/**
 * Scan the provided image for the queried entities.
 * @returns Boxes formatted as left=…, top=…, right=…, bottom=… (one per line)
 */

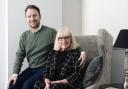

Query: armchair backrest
left=75, top=29, right=113, bottom=89
left=75, top=35, right=99, bottom=59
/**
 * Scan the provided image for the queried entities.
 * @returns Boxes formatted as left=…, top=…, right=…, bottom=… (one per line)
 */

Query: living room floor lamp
left=114, top=29, right=128, bottom=89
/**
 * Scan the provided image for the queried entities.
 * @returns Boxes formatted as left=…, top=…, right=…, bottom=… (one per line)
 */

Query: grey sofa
left=75, top=29, right=113, bottom=89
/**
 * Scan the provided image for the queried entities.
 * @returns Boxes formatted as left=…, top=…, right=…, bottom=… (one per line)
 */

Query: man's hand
left=78, top=51, right=87, bottom=66
left=8, top=74, right=18, bottom=88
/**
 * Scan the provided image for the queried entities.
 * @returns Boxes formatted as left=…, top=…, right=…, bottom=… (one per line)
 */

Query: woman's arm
left=66, top=59, right=81, bottom=87
left=43, top=60, right=50, bottom=79
left=43, top=51, right=54, bottom=79
left=51, top=79, right=69, bottom=84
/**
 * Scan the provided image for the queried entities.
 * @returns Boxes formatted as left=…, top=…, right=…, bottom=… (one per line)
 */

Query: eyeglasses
left=58, top=36, right=71, bottom=41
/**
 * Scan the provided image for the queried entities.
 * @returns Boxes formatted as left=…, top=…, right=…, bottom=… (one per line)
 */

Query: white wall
left=82, top=0, right=128, bottom=83
left=0, top=0, right=8, bottom=88
left=83, top=0, right=128, bottom=43
left=8, top=0, right=62, bottom=77
left=62, top=0, right=82, bottom=35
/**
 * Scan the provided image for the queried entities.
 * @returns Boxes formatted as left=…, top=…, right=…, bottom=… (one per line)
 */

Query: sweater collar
left=30, top=24, right=42, bottom=33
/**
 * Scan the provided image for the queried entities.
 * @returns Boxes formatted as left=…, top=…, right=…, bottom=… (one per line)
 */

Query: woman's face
left=58, top=36, right=71, bottom=51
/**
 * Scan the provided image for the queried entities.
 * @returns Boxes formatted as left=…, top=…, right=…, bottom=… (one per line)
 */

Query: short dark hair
left=25, top=5, right=41, bottom=17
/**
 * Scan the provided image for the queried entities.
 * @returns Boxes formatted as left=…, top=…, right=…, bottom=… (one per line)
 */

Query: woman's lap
left=34, top=80, right=73, bottom=89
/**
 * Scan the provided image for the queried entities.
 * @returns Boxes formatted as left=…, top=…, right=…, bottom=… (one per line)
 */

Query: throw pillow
left=82, top=56, right=103, bottom=88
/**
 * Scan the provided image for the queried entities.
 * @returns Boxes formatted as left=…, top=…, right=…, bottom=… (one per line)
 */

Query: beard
left=29, top=21, right=40, bottom=29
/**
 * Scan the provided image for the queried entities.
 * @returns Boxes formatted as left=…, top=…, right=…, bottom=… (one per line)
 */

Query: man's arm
left=79, top=51, right=87, bottom=65
left=76, top=47, right=87, bottom=65
left=8, top=33, right=26, bottom=87
left=13, top=33, right=26, bottom=74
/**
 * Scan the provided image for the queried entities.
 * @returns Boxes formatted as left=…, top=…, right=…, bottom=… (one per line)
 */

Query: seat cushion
left=82, top=56, right=103, bottom=88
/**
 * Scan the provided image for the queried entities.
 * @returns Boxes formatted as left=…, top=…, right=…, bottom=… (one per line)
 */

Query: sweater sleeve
left=50, top=29, right=57, bottom=44
left=52, top=29, right=57, bottom=42
left=13, top=33, right=26, bottom=74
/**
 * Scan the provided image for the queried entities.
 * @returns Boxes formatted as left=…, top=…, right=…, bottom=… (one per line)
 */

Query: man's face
left=26, top=9, right=41, bottom=29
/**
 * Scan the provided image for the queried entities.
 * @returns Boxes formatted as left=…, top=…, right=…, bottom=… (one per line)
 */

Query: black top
left=44, top=49, right=82, bottom=88
left=55, top=51, right=68, bottom=79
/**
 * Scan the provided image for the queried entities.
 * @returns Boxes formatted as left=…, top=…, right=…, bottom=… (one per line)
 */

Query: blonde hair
left=54, top=27, right=79, bottom=51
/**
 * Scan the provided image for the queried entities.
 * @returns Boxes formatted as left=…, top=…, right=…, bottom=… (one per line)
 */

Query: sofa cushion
left=82, top=56, right=103, bottom=88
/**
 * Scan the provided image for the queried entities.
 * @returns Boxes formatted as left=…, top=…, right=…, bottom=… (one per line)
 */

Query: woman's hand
left=51, top=79, right=69, bottom=84
left=44, top=82, right=50, bottom=89
left=44, top=79, right=51, bottom=89
left=51, top=81, right=59, bottom=84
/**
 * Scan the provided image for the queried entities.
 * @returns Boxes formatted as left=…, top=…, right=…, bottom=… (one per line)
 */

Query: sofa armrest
left=95, top=29, right=113, bottom=88
left=85, top=83, right=98, bottom=89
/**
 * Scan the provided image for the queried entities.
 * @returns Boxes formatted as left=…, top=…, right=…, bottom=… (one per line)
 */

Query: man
left=8, top=5, right=57, bottom=89
left=8, top=5, right=86, bottom=89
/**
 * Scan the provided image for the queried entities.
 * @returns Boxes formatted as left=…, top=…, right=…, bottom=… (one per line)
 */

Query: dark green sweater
left=13, top=25, right=57, bottom=74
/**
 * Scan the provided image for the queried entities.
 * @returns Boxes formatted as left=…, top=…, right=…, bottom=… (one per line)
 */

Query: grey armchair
left=75, top=29, right=113, bottom=89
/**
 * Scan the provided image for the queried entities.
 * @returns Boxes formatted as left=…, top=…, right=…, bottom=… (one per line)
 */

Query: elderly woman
left=34, top=27, right=83, bottom=89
